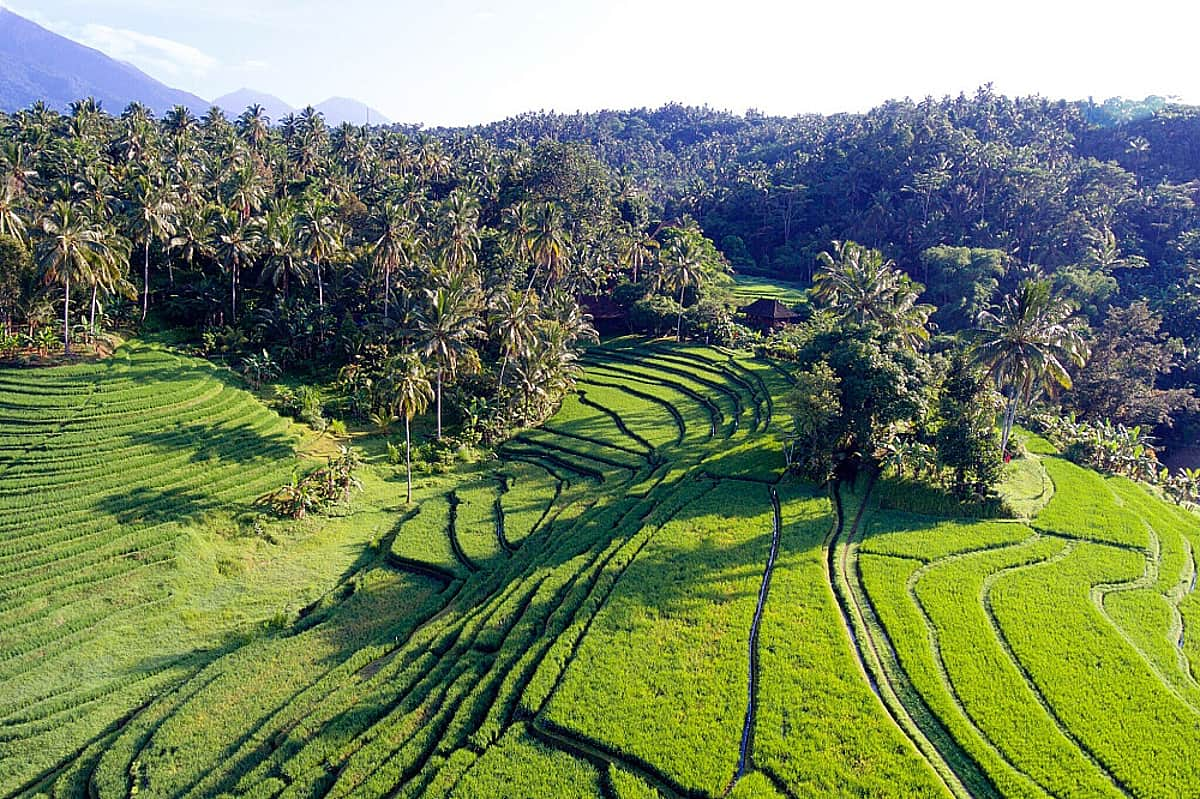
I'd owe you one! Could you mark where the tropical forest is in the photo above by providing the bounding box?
[2,51,1200,799]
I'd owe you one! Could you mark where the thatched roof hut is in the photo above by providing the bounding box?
[740,298,801,330]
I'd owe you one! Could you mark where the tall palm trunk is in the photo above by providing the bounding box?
[89,284,98,340]
[436,367,443,440]
[62,275,71,354]
[524,262,540,297]
[405,416,413,504]
[384,265,390,318]
[676,283,686,341]
[316,259,324,307]
[230,255,238,323]
[999,390,1019,458]
[142,238,150,321]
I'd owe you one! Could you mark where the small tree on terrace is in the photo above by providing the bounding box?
[386,353,433,504]
[935,354,1003,497]
[783,322,931,480]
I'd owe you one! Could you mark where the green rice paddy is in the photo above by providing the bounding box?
[2,330,1196,799]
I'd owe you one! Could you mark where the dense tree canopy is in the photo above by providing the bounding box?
[2,85,1199,451]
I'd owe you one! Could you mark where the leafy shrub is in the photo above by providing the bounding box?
[275,385,327,431]
[241,349,281,389]
[257,446,363,518]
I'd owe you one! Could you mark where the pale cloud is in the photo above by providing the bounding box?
[240,59,269,70]
[76,23,218,78]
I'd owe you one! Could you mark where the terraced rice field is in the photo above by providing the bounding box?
[2,336,1197,799]
[728,274,809,308]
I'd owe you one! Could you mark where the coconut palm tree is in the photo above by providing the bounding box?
[126,174,178,320]
[814,240,934,350]
[500,201,536,264]
[371,202,417,318]
[618,227,659,284]
[85,221,134,337]
[0,185,27,242]
[526,203,569,293]
[970,278,1090,456]
[296,197,343,307]
[225,162,268,222]
[659,237,706,341]
[386,353,433,504]
[0,140,38,198]
[488,288,539,385]
[437,189,480,276]
[211,209,262,323]
[236,104,271,152]
[260,199,304,300]
[415,277,483,439]
[36,200,103,353]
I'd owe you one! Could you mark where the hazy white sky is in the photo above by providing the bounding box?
[7,0,1200,125]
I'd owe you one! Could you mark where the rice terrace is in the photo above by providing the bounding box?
[0,326,1196,799]
[3,4,1200,795]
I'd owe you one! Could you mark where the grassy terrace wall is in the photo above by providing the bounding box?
[2,333,1197,799]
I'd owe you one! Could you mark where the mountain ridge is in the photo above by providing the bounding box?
[0,7,209,114]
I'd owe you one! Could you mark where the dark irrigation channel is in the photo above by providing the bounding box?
[725,486,783,795]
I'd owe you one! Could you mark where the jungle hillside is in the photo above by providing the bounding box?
[0,87,1199,799]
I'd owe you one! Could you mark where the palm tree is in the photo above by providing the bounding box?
[36,200,103,353]
[659,237,706,341]
[618,227,659,284]
[236,104,271,152]
[437,189,480,276]
[488,288,539,385]
[387,353,433,504]
[0,185,27,242]
[814,240,934,350]
[260,200,303,300]
[526,203,569,293]
[296,198,342,307]
[85,222,134,338]
[500,201,536,264]
[126,174,178,320]
[211,209,262,323]
[0,140,38,198]
[226,163,267,222]
[371,202,417,318]
[970,278,1090,456]
[415,278,483,439]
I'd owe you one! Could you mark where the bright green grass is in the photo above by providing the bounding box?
[541,480,771,796]
[448,726,603,799]
[729,274,810,307]
[754,486,948,798]
[990,540,1200,797]
[390,490,462,575]
[12,336,1200,799]
[1034,458,1149,548]
[997,456,1053,519]
[913,538,1124,797]
[0,344,411,793]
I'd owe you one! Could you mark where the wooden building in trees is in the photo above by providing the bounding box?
[740,298,801,331]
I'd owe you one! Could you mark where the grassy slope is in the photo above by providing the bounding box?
[6,315,1198,799]
[0,344,407,790]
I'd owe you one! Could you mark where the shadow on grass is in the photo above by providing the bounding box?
[125,420,297,465]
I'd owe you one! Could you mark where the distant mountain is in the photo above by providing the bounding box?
[313,96,391,126]
[0,7,208,115]
[213,88,293,123]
